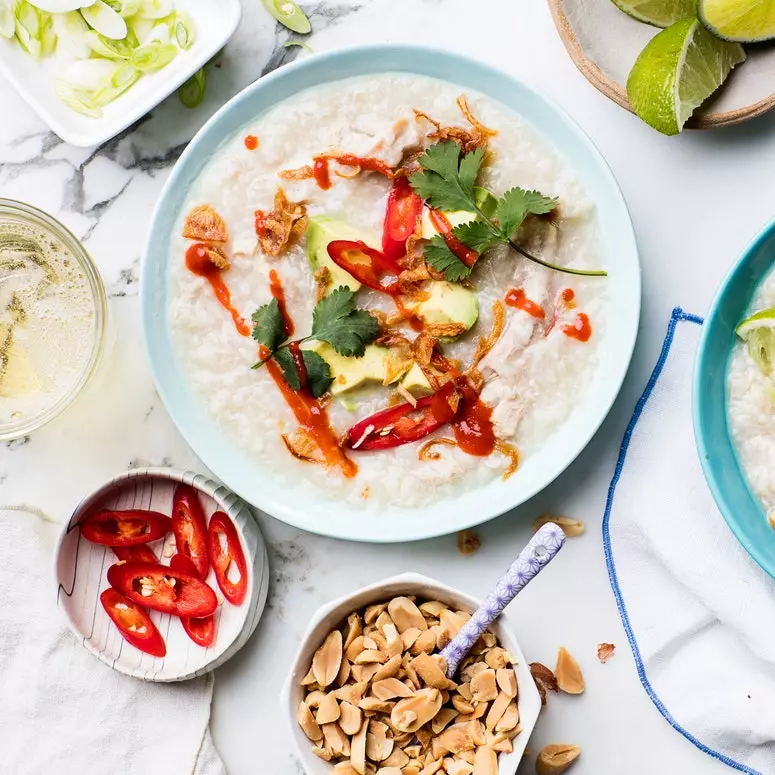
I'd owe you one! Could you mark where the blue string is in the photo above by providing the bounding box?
[602,307,761,775]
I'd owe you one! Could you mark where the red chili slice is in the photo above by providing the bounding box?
[171,484,209,579]
[81,509,171,547]
[181,615,215,648]
[107,561,217,618]
[428,209,479,268]
[327,240,402,295]
[208,512,248,606]
[169,553,217,647]
[345,381,459,451]
[100,588,166,658]
[112,544,158,564]
[382,178,424,264]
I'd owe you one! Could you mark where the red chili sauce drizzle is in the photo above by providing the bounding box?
[262,275,357,478]
[185,244,251,337]
[312,154,394,191]
[561,288,575,308]
[244,135,259,151]
[504,288,545,319]
[428,209,479,268]
[452,385,496,457]
[561,312,592,342]
[268,268,295,337]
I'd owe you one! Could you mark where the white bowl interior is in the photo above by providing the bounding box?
[55,467,268,681]
[0,0,241,147]
[282,572,541,774]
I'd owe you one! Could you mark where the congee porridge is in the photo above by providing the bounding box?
[728,264,775,513]
[168,73,607,511]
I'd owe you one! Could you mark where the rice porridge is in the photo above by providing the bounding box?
[728,265,775,511]
[169,73,607,511]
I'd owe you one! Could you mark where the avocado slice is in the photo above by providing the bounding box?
[416,281,479,333]
[400,363,433,398]
[306,216,380,295]
[419,187,497,240]
[306,341,408,396]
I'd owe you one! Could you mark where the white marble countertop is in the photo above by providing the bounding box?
[3,0,775,772]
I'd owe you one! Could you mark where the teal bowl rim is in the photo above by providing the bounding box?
[140,43,640,542]
[693,216,775,579]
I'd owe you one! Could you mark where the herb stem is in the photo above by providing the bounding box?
[252,334,312,370]
[470,202,608,278]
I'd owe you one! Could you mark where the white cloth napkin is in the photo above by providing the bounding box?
[604,309,775,775]
[0,506,226,775]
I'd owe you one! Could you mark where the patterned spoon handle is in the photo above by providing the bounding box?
[440,523,566,678]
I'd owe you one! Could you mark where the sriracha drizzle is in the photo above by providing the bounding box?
[505,288,545,319]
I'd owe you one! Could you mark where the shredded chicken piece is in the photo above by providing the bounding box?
[469,301,506,372]
[496,440,520,480]
[314,266,332,303]
[279,165,314,181]
[255,187,308,257]
[425,322,468,339]
[418,437,457,461]
[183,204,228,242]
[281,429,324,464]
[413,94,498,154]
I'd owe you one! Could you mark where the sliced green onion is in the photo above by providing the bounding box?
[53,80,103,117]
[0,2,16,37]
[80,0,127,40]
[91,62,141,105]
[15,0,39,36]
[178,66,205,108]
[84,29,131,57]
[137,0,171,20]
[52,11,90,57]
[283,39,312,52]
[174,11,193,49]
[117,0,140,16]
[130,41,176,72]
[261,0,310,34]
[14,18,41,59]
[39,10,56,55]
[141,20,169,44]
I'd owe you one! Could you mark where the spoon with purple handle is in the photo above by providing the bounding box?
[439,523,566,678]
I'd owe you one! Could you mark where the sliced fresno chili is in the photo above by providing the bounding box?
[169,554,216,648]
[112,544,158,564]
[100,588,166,658]
[107,561,217,618]
[345,381,459,451]
[81,509,171,547]
[208,512,248,606]
[382,177,424,264]
[327,240,402,295]
[171,484,210,579]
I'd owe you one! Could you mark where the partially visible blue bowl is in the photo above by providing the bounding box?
[693,218,775,578]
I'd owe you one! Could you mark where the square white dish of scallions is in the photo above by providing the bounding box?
[0,0,240,147]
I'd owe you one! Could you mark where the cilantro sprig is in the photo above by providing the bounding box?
[251,286,380,398]
[409,141,607,281]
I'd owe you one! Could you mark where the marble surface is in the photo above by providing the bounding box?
[3,0,775,773]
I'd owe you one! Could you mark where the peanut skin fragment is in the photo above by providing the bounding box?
[597,642,615,663]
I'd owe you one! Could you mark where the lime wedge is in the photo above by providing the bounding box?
[611,0,696,27]
[736,307,775,376]
[699,0,775,41]
[626,18,745,135]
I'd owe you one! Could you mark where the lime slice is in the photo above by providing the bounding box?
[736,307,775,376]
[611,0,696,27]
[626,18,745,135]
[699,0,775,41]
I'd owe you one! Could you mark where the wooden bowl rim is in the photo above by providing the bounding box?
[547,0,775,129]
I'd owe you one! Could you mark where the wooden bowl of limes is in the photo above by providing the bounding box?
[549,0,775,134]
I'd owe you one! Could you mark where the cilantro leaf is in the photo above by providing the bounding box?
[311,286,380,357]
[251,298,287,349]
[424,235,472,283]
[409,141,480,212]
[453,220,499,254]
[272,348,332,399]
[458,147,484,194]
[496,188,558,239]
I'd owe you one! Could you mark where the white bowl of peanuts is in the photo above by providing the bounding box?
[282,572,541,775]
